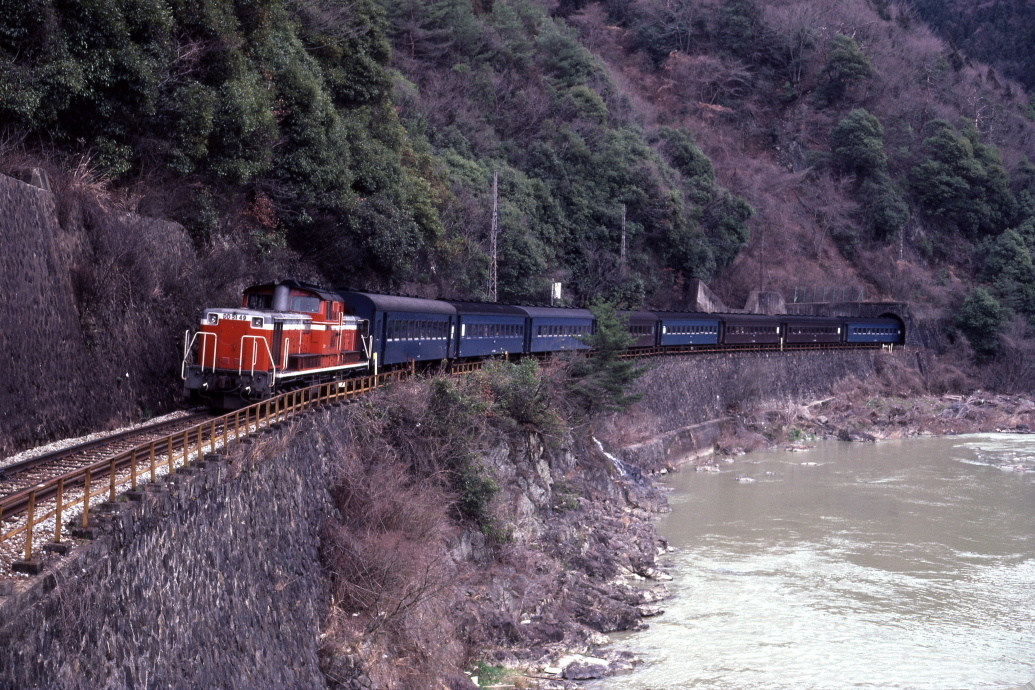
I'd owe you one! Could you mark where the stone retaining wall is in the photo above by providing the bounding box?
[0,419,336,690]
[632,349,917,430]
[617,350,922,467]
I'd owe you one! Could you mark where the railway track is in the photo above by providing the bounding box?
[0,413,212,500]
[0,372,401,573]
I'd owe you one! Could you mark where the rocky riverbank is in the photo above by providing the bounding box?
[315,368,677,689]
[464,354,1035,688]
[713,388,1035,459]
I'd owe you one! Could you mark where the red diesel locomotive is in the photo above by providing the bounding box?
[182,280,369,408]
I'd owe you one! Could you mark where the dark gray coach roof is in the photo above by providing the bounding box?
[441,300,527,316]
[338,291,457,316]
[514,305,595,320]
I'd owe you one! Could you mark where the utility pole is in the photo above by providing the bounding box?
[489,170,498,302]
[620,203,627,275]
[757,227,764,292]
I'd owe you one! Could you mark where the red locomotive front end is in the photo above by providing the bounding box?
[183,281,369,408]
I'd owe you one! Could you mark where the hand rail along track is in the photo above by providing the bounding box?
[0,369,407,573]
[0,414,212,501]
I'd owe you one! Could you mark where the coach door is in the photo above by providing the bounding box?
[272,323,284,369]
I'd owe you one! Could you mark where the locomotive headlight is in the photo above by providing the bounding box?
[208,313,219,324]
[251,317,264,328]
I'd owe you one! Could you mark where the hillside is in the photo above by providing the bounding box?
[909,0,1035,91]
[3,0,1035,405]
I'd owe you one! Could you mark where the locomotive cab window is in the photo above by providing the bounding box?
[291,295,322,313]
[247,293,273,310]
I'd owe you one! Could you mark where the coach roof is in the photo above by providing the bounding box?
[338,291,457,316]
[441,300,527,316]
[514,305,595,320]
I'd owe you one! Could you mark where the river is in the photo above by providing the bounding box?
[594,433,1035,689]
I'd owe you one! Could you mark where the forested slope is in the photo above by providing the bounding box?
[3,0,1035,375]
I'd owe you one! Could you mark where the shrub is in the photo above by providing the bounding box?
[480,358,559,434]
[426,378,501,532]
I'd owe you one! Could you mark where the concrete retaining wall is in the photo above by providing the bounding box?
[616,419,726,471]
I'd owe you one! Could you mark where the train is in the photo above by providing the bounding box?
[182,280,905,408]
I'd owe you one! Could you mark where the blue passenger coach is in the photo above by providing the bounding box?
[518,306,595,353]
[844,317,904,344]
[656,313,721,347]
[338,292,456,367]
[445,301,527,358]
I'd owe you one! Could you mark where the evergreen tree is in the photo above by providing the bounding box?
[956,287,1006,359]
[567,302,646,415]
[829,109,887,178]
[909,120,1017,238]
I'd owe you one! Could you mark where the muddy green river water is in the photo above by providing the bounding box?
[593,434,1035,689]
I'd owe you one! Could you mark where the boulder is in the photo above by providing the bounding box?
[560,655,611,680]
